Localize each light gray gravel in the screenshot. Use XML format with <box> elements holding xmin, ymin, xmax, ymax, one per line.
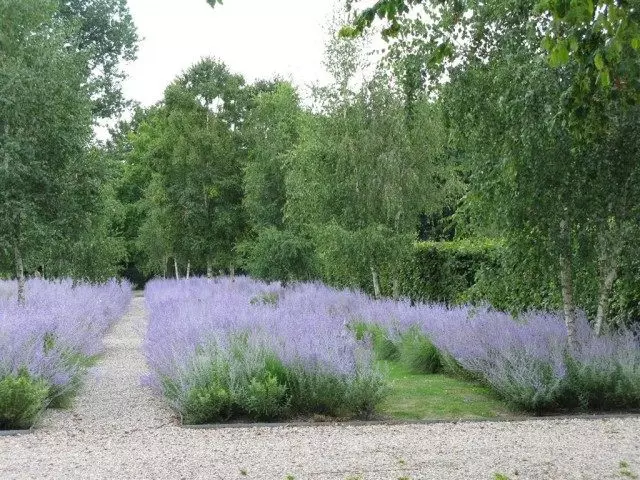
<box><xmin>1</xmin><ymin>297</ymin><xmax>638</xmax><ymax>480</ymax></box>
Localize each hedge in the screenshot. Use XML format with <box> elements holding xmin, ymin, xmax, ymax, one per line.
<box><xmin>401</xmin><ymin>239</ymin><xmax>502</xmax><ymax>304</ymax></box>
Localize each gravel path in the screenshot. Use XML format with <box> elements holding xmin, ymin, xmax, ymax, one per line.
<box><xmin>1</xmin><ymin>297</ymin><xmax>639</xmax><ymax>480</ymax></box>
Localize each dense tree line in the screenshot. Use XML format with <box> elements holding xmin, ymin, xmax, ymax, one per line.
<box><xmin>2</xmin><ymin>0</ymin><xmax>638</xmax><ymax>343</ymax></box>
<box><xmin>0</xmin><ymin>0</ymin><xmax>136</xmax><ymax>300</ymax></box>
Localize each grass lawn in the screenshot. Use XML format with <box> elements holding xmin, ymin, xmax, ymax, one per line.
<box><xmin>379</xmin><ymin>360</ymin><xmax>514</xmax><ymax>421</ymax></box>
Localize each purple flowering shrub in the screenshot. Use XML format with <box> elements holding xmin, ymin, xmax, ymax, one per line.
<box><xmin>145</xmin><ymin>277</ymin><xmax>640</xmax><ymax>419</ymax></box>
<box><xmin>144</xmin><ymin>277</ymin><xmax>387</xmax><ymax>423</ymax></box>
<box><xmin>356</xmin><ymin>301</ymin><xmax>640</xmax><ymax>413</ymax></box>
<box><xmin>0</xmin><ymin>278</ymin><xmax>132</xmax><ymax>428</ymax></box>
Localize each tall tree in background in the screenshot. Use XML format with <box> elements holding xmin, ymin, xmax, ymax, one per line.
<box><xmin>127</xmin><ymin>59</ymin><xmax>248</xmax><ymax>278</ymax></box>
<box><xmin>56</xmin><ymin>0</ymin><xmax>138</xmax><ymax>118</ymax></box>
<box><xmin>346</xmin><ymin>0</ymin><xmax>640</xmax><ymax>340</ymax></box>
<box><xmin>285</xmin><ymin>28</ymin><xmax>460</xmax><ymax>296</ymax></box>
<box><xmin>0</xmin><ymin>0</ymin><xmax>93</xmax><ymax>300</ymax></box>
<box><xmin>1</xmin><ymin>0</ymin><xmax>138</xmax><ymax>294</ymax></box>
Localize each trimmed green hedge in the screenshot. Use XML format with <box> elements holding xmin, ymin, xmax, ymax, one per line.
<box><xmin>401</xmin><ymin>239</ymin><xmax>502</xmax><ymax>304</ymax></box>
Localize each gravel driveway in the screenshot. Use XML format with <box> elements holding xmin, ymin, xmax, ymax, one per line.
<box><xmin>1</xmin><ymin>297</ymin><xmax>638</xmax><ymax>480</ymax></box>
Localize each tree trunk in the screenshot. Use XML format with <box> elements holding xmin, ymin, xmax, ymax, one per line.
<box><xmin>174</xmin><ymin>258</ymin><xmax>180</xmax><ymax>280</ymax></box>
<box><xmin>559</xmin><ymin>219</ymin><xmax>578</xmax><ymax>350</ymax></box>
<box><xmin>14</xmin><ymin>244</ymin><xmax>25</xmax><ymax>304</ymax></box>
<box><xmin>230</xmin><ymin>264</ymin><xmax>235</xmax><ymax>282</ymax></box>
<box><xmin>392</xmin><ymin>277</ymin><xmax>400</xmax><ymax>300</ymax></box>
<box><xmin>186</xmin><ymin>261</ymin><xmax>191</xmax><ymax>279</ymax></box>
<box><xmin>371</xmin><ymin>265</ymin><xmax>381</xmax><ymax>299</ymax></box>
<box><xmin>206</xmin><ymin>260</ymin><xmax>213</xmax><ymax>279</ymax></box>
<box><xmin>594</xmin><ymin>263</ymin><xmax>618</xmax><ymax>336</ymax></box>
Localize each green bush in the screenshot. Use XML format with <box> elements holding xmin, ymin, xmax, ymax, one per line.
<box><xmin>350</xmin><ymin>322</ymin><xmax>399</xmax><ymax>361</ymax></box>
<box><xmin>242</xmin><ymin>373</ymin><xmax>289</xmax><ymax>420</ymax></box>
<box><xmin>401</xmin><ymin>239</ymin><xmax>501</xmax><ymax>305</ymax></box>
<box><xmin>182</xmin><ymin>383</ymin><xmax>232</xmax><ymax>424</ymax></box>
<box><xmin>241</xmin><ymin>228</ymin><xmax>317</xmax><ymax>284</ymax></box>
<box><xmin>397</xmin><ymin>328</ymin><xmax>442</xmax><ymax>374</ymax></box>
<box><xmin>0</xmin><ymin>372</ymin><xmax>50</xmax><ymax>430</ymax></box>
<box><xmin>172</xmin><ymin>338</ymin><xmax>387</xmax><ymax>424</ymax></box>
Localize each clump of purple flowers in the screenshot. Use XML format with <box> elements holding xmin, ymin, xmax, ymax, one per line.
<box><xmin>348</xmin><ymin>299</ymin><xmax>640</xmax><ymax>413</ymax></box>
<box><xmin>0</xmin><ymin>278</ymin><xmax>132</xmax><ymax>428</ymax></box>
<box><xmin>145</xmin><ymin>277</ymin><xmax>640</xmax><ymax>420</ymax></box>
<box><xmin>144</xmin><ymin>277</ymin><xmax>387</xmax><ymax>423</ymax></box>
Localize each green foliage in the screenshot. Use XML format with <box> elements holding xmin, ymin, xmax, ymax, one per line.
<box><xmin>172</xmin><ymin>338</ymin><xmax>387</xmax><ymax>424</ymax></box>
<box><xmin>55</xmin><ymin>0</ymin><xmax>138</xmax><ymax>118</ymax></box>
<box><xmin>241</xmin><ymin>228</ymin><xmax>316</xmax><ymax>284</ymax></box>
<box><xmin>402</xmin><ymin>239</ymin><xmax>500</xmax><ymax>305</ymax></box>
<box><xmin>241</xmin><ymin>373</ymin><xmax>289</xmax><ymax>420</ymax></box>
<box><xmin>312</xmin><ymin>224</ymin><xmax>413</xmax><ymax>297</ymax></box>
<box><xmin>0</xmin><ymin>372</ymin><xmax>49</xmax><ymax>430</ymax></box>
<box><xmin>182</xmin><ymin>383</ymin><xmax>232</xmax><ymax>424</ymax></box>
<box><xmin>352</xmin><ymin>322</ymin><xmax>399</xmax><ymax>361</ymax></box>
<box><xmin>243</xmin><ymin>82</ymin><xmax>300</xmax><ymax>231</ymax></box>
<box><xmin>397</xmin><ymin>328</ymin><xmax>442</xmax><ymax>374</ymax></box>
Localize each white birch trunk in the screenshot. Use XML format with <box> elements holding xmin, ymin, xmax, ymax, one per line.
<box><xmin>206</xmin><ymin>260</ymin><xmax>213</xmax><ymax>279</ymax></box>
<box><xmin>174</xmin><ymin>258</ymin><xmax>180</xmax><ymax>280</ymax></box>
<box><xmin>594</xmin><ymin>264</ymin><xmax>618</xmax><ymax>336</ymax></box>
<box><xmin>559</xmin><ymin>219</ymin><xmax>578</xmax><ymax>350</ymax></box>
<box><xmin>14</xmin><ymin>244</ymin><xmax>25</xmax><ymax>304</ymax></box>
<box><xmin>371</xmin><ymin>265</ymin><xmax>381</xmax><ymax>299</ymax></box>
<box><xmin>186</xmin><ymin>261</ymin><xmax>191</xmax><ymax>279</ymax></box>
<box><xmin>392</xmin><ymin>277</ymin><xmax>400</xmax><ymax>300</ymax></box>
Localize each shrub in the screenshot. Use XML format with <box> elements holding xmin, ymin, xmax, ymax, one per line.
<box><xmin>0</xmin><ymin>372</ymin><xmax>49</xmax><ymax>430</ymax></box>
<box><xmin>397</xmin><ymin>328</ymin><xmax>442</xmax><ymax>374</ymax></box>
<box><xmin>401</xmin><ymin>239</ymin><xmax>501</xmax><ymax>305</ymax></box>
<box><xmin>350</xmin><ymin>322</ymin><xmax>399</xmax><ymax>361</ymax></box>
<box><xmin>0</xmin><ymin>278</ymin><xmax>132</xmax><ymax>427</ymax></box>
<box><xmin>144</xmin><ymin>279</ymin><xmax>387</xmax><ymax>423</ymax></box>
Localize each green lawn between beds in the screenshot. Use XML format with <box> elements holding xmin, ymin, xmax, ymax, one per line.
<box><xmin>379</xmin><ymin>360</ymin><xmax>513</xmax><ymax>421</ymax></box>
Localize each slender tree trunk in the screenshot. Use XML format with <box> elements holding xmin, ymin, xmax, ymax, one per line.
<box><xmin>559</xmin><ymin>219</ymin><xmax>578</xmax><ymax>350</ymax></box>
<box><xmin>206</xmin><ymin>260</ymin><xmax>213</xmax><ymax>279</ymax></box>
<box><xmin>186</xmin><ymin>261</ymin><xmax>191</xmax><ymax>279</ymax></box>
<box><xmin>392</xmin><ymin>277</ymin><xmax>400</xmax><ymax>300</ymax></box>
<box><xmin>174</xmin><ymin>258</ymin><xmax>180</xmax><ymax>280</ymax></box>
<box><xmin>230</xmin><ymin>264</ymin><xmax>235</xmax><ymax>282</ymax></box>
<box><xmin>371</xmin><ymin>265</ymin><xmax>381</xmax><ymax>299</ymax></box>
<box><xmin>594</xmin><ymin>263</ymin><xmax>618</xmax><ymax>336</ymax></box>
<box><xmin>14</xmin><ymin>244</ymin><xmax>25</xmax><ymax>304</ymax></box>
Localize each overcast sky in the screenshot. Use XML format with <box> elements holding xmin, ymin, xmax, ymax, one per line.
<box><xmin>121</xmin><ymin>0</ymin><xmax>342</xmax><ymax>108</ymax></box>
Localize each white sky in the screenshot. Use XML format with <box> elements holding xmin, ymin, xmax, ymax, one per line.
<box><xmin>121</xmin><ymin>0</ymin><xmax>342</xmax><ymax>108</ymax></box>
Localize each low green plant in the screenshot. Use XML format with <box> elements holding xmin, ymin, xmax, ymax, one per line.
<box><xmin>242</xmin><ymin>373</ymin><xmax>289</xmax><ymax>420</ymax></box>
<box><xmin>175</xmin><ymin>339</ymin><xmax>387</xmax><ymax>424</ymax></box>
<box><xmin>0</xmin><ymin>371</ymin><xmax>50</xmax><ymax>429</ymax></box>
<box><xmin>351</xmin><ymin>322</ymin><xmax>399</xmax><ymax>361</ymax></box>
<box><xmin>182</xmin><ymin>383</ymin><xmax>232</xmax><ymax>424</ymax></box>
<box><xmin>619</xmin><ymin>460</ymin><xmax>638</xmax><ymax>479</ymax></box>
<box><xmin>397</xmin><ymin>328</ymin><xmax>442</xmax><ymax>374</ymax></box>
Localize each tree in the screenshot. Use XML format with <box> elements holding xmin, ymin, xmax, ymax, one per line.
<box><xmin>242</xmin><ymin>81</ymin><xmax>301</xmax><ymax>231</ymax></box>
<box><xmin>0</xmin><ymin>0</ymin><xmax>93</xmax><ymax>300</ymax></box>
<box><xmin>56</xmin><ymin>0</ymin><xmax>138</xmax><ymax>117</ymax></box>
<box><xmin>283</xmin><ymin>26</ymin><xmax>460</xmax><ymax>296</ymax></box>
<box><xmin>128</xmin><ymin>59</ymin><xmax>249</xmax><ymax>278</ymax></box>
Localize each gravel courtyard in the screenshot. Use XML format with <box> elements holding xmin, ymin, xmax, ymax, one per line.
<box><xmin>1</xmin><ymin>297</ymin><xmax>638</xmax><ymax>480</ymax></box>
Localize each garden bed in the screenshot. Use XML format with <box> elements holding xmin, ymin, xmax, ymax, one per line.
<box><xmin>0</xmin><ymin>278</ymin><xmax>132</xmax><ymax>430</ymax></box>
<box><xmin>144</xmin><ymin>277</ymin><xmax>640</xmax><ymax>425</ymax></box>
